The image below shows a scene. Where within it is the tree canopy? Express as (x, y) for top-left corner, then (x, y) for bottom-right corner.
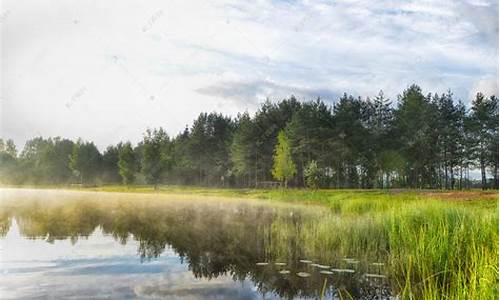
(0, 85), (497, 189)
(272, 130), (296, 188)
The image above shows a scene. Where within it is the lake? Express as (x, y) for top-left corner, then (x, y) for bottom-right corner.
(0, 188), (391, 299)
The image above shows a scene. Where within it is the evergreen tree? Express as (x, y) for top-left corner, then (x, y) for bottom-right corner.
(118, 142), (137, 185)
(0, 139), (17, 157)
(332, 94), (367, 188)
(0, 139), (19, 184)
(286, 99), (334, 186)
(102, 144), (122, 183)
(394, 85), (438, 188)
(170, 126), (197, 185)
(1, 86), (497, 189)
(188, 112), (234, 186)
(366, 91), (395, 187)
(468, 93), (498, 189)
(141, 128), (171, 189)
(231, 112), (260, 186)
(69, 140), (102, 185)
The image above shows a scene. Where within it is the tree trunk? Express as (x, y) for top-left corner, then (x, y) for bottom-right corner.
(254, 149), (258, 188)
(494, 166), (499, 189)
(480, 160), (487, 190)
(444, 162), (448, 189)
(450, 166), (455, 190)
(459, 166), (463, 190)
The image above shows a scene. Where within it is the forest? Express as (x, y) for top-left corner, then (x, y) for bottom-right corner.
(0, 84), (498, 189)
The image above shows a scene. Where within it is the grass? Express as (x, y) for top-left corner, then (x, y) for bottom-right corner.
(2, 184), (498, 299)
(92, 185), (498, 299)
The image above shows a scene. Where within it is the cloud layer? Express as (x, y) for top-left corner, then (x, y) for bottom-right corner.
(2, 0), (498, 149)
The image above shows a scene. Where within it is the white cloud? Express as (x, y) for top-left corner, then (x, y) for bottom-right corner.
(469, 76), (499, 100)
(1, 0), (497, 149)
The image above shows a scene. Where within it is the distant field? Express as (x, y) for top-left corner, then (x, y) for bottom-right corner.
(71, 185), (500, 205)
(2, 184), (498, 205)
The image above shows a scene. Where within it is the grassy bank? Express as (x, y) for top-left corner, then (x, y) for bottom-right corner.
(85, 186), (500, 299)
(2, 185), (498, 299)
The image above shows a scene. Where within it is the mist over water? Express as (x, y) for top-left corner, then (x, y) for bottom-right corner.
(0, 189), (391, 299)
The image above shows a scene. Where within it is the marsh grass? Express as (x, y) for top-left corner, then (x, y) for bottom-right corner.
(260, 191), (498, 299)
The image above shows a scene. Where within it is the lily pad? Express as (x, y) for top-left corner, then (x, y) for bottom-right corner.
(279, 270), (291, 275)
(320, 270), (334, 275)
(297, 272), (311, 278)
(364, 273), (386, 278)
(331, 268), (355, 273)
(318, 265), (331, 269)
(256, 262), (269, 266)
(372, 262), (385, 266)
(299, 259), (313, 264)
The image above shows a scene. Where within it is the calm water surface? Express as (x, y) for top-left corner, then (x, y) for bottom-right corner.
(0, 189), (392, 299)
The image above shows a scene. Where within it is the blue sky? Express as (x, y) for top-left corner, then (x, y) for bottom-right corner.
(2, 0), (498, 149)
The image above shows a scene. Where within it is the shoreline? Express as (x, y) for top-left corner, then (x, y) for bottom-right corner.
(1, 184), (497, 205)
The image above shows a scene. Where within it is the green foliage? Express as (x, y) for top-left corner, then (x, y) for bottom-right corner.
(2, 137), (74, 184)
(101, 144), (122, 183)
(231, 112), (257, 182)
(0, 139), (18, 184)
(285, 99), (335, 186)
(118, 142), (137, 185)
(141, 128), (171, 187)
(0, 139), (17, 157)
(187, 112), (234, 185)
(394, 85), (438, 188)
(468, 93), (499, 189)
(0, 85), (497, 189)
(69, 140), (102, 184)
(272, 130), (296, 187)
(304, 160), (320, 189)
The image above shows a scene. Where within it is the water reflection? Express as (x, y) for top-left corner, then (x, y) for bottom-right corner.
(0, 189), (391, 299)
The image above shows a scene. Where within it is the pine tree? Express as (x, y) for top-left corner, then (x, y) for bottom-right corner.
(141, 128), (171, 189)
(69, 139), (102, 185)
(118, 142), (137, 185)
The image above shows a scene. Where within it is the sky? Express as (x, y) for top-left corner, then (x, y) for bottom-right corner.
(1, 0), (498, 150)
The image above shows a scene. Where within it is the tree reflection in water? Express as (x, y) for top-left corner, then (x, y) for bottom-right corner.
(0, 191), (392, 299)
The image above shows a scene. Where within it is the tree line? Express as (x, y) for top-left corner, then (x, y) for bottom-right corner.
(0, 84), (498, 189)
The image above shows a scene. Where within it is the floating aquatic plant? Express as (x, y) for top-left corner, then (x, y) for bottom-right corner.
(364, 273), (386, 278)
(331, 268), (355, 273)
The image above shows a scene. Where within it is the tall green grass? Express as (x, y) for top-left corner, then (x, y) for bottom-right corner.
(264, 194), (498, 299)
